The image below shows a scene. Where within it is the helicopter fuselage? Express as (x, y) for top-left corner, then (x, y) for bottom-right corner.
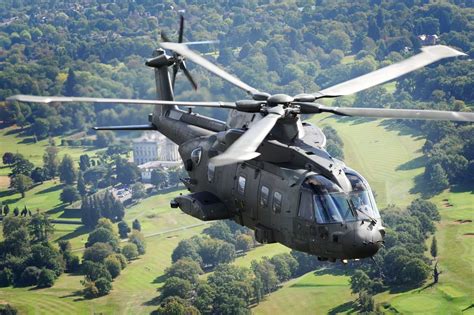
(172, 121), (385, 260)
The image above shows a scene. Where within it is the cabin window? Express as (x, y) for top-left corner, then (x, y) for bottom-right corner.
(191, 147), (202, 165)
(207, 163), (215, 182)
(298, 191), (314, 220)
(260, 185), (269, 207)
(238, 176), (246, 195)
(273, 191), (282, 213)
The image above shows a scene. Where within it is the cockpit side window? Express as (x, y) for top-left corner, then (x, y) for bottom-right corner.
(272, 191), (282, 213)
(298, 191), (314, 220)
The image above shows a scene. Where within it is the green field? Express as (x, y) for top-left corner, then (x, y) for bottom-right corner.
(0, 125), (102, 176)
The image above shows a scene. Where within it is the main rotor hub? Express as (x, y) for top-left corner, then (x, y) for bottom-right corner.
(267, 94), (294, 106)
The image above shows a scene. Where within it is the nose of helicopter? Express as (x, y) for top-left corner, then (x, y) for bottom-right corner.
(345, 225), (385, 258)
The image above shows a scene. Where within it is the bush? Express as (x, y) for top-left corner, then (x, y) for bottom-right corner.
(95, 277), (112, 296)
(104, 256), (121, 279)
(0, 268), (14, 287)
(37, 268), (56, 288)
(113, 253), (128, 269)
(19, 266), (41, 286)
(82, 261), (112, 282)
(83, 281), (99, 299)
(0, 304), (18, 315)
(83, 242), (114, 263)
(122, 243), (139, 261)
(128, 230), (146, 255)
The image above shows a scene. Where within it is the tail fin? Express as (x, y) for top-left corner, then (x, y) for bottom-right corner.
(146, 49), (176, 117)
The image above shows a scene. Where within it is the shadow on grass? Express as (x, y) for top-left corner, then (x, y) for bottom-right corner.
(152, 274), (167, 285)
(45, 204), (67, 215)
(379, 120), (424, 139)
(0, 189), (16, 199)
(314, 267), (351, 277)
(38, 183), (64, 194)
(60, 290), (85, 302)
(328, 301), (357, 315)
(18, 137), (36, 144)
(396, 156), (426, 171)
(143, 295), (161, 306)
(409, 174), (436, 198)
(56, 225), (91, 242)
(58, 208), (82, 219)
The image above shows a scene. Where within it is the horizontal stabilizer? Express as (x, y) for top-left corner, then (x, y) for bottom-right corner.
(93, 124), (155, 131)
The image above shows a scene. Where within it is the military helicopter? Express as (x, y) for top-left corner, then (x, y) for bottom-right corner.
(9, 17), (474, 262)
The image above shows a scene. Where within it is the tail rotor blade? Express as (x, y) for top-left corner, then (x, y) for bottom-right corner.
(172, 64), (179, 88)
(180, 61), (198, 90)
(178, 15), (184, 43)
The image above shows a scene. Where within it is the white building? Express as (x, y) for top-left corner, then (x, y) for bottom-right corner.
(138, 160), (183, 183)
(132, 132), (180, 165)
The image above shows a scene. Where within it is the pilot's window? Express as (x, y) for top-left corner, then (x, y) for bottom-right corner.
(298, 191), (314, 220)
(273, 191), (282, 213)
(207, 163), (215, 182)
(238, 176), (246, 195)
(260, 185), (269, 207)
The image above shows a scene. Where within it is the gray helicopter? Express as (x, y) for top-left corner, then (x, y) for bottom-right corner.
(9, 17), (473, 262)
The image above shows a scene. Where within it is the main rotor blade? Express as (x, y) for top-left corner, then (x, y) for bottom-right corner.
(297, 102), (474, 122)
(313, 45), (466, 98)
(160, 42), (260, 96)
(7, 95), (236, 109)
(210, 105), (285, 167)
(184, 40), (219, 46)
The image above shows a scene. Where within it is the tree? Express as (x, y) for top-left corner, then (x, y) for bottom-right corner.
(426, 163), (449, 193)
(60, 185), (80, 204)
(165, 258), (203, 284)
(161, 277), (193, 300)
(29, 214), (54, 243)
(350, 270), (372, 294)
(251, 259), (279, 294)
(10, 155), (34, 178)
(131, 182), (146, 200)
(95, 277), (112, 296)
(122, 243), (139, 261)
(31, 167), (46, 183)
(43, 146), (59, 179)
(3, 204), (10, 216)
(172, 239), (201, 264)
(83, 242), (114, 263)
(86, 228), (119, 251)
(150, 168), (168, 189)
(104, 255), (121, 279)
(128, 230), (146, 255)
(28, 243), (64, 276)
(82, 260), (112, 282)
(96, 131), (115, 148)
(430, 236), (438, 258)
(235, 234), (253, 252)
(358, 290), (375, 312)
(77, 171), (87, 196)
(203, 221), (234, 244)
(59, 154), (77, 185)
(132, 219), (141, 231)
(19, 266), (41, 286)
(115, 158), (140, 184)
(2, 152), (15, 165)
(79, 154), (91, 171)
(0, 268), (14, 287)
(11, 174), (33, 198)
(37, 268), (56, 288)
(82, 280), (99, 299)
(118, 221), (131, 239)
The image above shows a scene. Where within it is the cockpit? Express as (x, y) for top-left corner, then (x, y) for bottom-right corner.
(298, 172), (380, 224)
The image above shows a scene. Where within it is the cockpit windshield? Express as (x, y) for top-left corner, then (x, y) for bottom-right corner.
(304, 174), (380, 224)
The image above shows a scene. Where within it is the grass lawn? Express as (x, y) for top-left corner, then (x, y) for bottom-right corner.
(253, 272), (355, 314)
(310, 115), (425, 208)
(0, 125), (103, 176)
